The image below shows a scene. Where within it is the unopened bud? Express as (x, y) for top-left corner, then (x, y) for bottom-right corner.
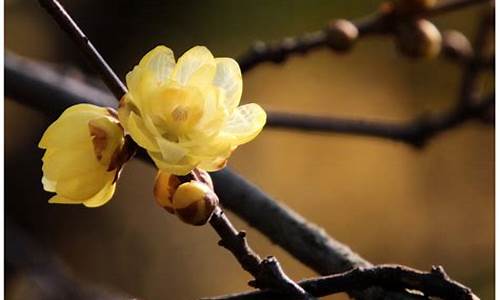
(442, 30), (473, 61)
(395, 19), (442, 58)
(172, 181), (218, 226)
(326, 19), (358, 52)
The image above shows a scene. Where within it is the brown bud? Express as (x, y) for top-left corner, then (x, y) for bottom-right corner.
(172, 181), (218, 226)
(326, 19), (359, 52)
(392, 0), (437, 14)
(441, 30), (473, 61)
(395, 19), (442, 58)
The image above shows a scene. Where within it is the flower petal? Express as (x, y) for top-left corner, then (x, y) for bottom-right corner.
(127, 112), (160, 152)
(83, 180), (116, 207)
(220, 103), (267, 145)
(213, 58), (242, 112)
(173, 46), (215, 85)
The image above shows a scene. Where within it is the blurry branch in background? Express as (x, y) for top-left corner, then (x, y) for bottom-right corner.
(204, 265), (479, 300)
(241, 0), (494, 147)
(238, 0), (491, 71)
(6, 220), (131, 300)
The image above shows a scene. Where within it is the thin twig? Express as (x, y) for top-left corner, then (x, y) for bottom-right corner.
(202, 265), (479, 300)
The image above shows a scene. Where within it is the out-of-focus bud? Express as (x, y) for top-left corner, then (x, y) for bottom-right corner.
(172, 181), (219, 226)
(395, 19), (442, 58)
(326, 19), (359, 52)
(441, 30), (473, 61)
(392, 0), (437, 14)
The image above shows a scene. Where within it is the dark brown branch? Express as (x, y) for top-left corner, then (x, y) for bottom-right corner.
(203, 265), (479, 300)
(209, 208), (313, 299)
(238, 0), (490, 73)
(266, 94), (494, 147)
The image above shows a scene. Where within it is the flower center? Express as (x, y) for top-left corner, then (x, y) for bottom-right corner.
(171, 106), (189, 122)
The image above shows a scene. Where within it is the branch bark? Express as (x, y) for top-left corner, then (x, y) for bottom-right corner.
(202, 265), (479, 300)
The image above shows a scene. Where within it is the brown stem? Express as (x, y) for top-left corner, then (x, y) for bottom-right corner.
(202, 265), (479, 300)
(209, 208), (313, 299)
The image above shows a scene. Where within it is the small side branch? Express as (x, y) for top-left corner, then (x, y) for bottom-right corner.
(203, 265), (479, 300)
(209, 208), (313, 299)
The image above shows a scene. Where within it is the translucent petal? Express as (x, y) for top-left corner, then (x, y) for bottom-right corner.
(220, 103), (267, 145)
(127, 112), (160, 152)
(42, 176), (56, 192)
(173, 46), (215, 85)
(83, 180), (116, 207)
(213, 58), (242, 112)
(156, 137), (188, 163)
(140, 46), (176, 83)
(149, 150), (196, 175)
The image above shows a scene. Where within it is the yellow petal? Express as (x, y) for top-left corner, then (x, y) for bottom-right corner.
(39, 104), (110, 149)
(83, 180), (116, 207)
(149, 150), (197, 175)
(220, 103), (267, 145)
(213, 58), (242, 112)
(55, 168), (113, 201)
(127, 112), (160, 152)
(140, 45), (176, 83)
(173, 46), (215, 85)
(49, 195), (83, 205)
(156, 137), (188, 163)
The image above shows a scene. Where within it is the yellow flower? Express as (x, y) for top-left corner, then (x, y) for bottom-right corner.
(39, 104), (125, 207)
(118, 45), (266, 175)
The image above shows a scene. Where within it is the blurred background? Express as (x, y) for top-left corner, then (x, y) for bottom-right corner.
(4, 0), (494, 299)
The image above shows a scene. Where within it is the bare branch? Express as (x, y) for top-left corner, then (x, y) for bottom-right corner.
(238, 0), (491, 73)
(203, 265), (479, 300)
(266, 95), (493, 147)
(209, 208), (313, 299)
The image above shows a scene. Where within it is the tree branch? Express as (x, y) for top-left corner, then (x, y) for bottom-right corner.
(209, 208), (313, 299)
(238, 0), (491, 73)
(202, 265), (479, 300)
(266, 94), (493, 147)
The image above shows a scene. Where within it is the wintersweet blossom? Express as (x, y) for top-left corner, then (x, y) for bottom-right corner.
(118, 45), (266, 175)
(39, 104), (125, 207)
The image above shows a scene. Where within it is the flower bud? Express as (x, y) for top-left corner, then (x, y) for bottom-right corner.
(395, 19), (442, 58)
(441, 30), (473, 61)
(326, 19), (358, 52)
(172, 181), (218, 226)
